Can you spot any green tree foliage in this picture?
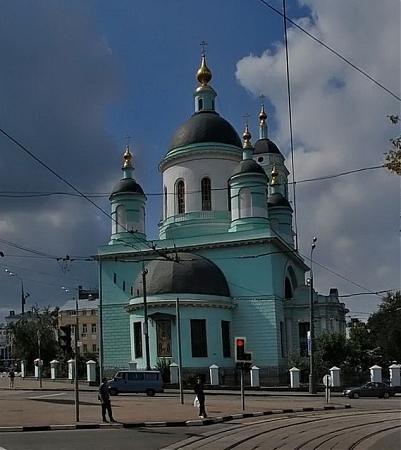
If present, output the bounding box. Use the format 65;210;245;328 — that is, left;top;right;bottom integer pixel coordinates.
384;115;401;175
8;307;59;372
367;291;401;363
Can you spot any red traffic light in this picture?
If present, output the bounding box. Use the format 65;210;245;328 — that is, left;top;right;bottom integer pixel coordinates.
236;338;245;347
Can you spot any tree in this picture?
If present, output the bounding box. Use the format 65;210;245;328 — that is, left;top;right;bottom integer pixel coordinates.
384;115;401;175
8;307;59;372
367;291;401;364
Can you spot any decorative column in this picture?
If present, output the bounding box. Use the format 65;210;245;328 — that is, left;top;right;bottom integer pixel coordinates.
209;364;219;386
50;360;59;381
86;360;96;384
169;363;179;384
330;366;341;387
370;365;382;382
20;360;26;379
389;364;401;387
68;359;75;381
250;366;260;387
289;367;300;388
33;359;43;379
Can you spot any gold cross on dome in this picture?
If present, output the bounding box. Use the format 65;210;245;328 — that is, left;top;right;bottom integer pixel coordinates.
200;40;208;55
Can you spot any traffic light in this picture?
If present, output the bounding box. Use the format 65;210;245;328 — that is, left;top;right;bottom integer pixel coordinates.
235;337;252;363
58;325;72;353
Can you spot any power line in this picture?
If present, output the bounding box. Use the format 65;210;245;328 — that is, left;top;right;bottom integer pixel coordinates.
282;0;298;250
0;127;174;260
256;0;401;102
0;164;385;199
339;289;395;298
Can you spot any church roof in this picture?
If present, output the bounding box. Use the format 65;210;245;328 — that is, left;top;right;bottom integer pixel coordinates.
134;252;230;297
254;138;282;155
109;178;144;199
168;111;242;152
268;192;292;208
231;159;266;177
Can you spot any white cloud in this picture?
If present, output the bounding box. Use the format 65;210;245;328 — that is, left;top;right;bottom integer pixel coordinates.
236;0;400;313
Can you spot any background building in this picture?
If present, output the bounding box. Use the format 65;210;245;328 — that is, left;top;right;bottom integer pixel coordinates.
58;287;99;356
99;54;347;382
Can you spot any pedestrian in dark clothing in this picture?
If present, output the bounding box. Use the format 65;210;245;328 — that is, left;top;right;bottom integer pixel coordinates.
8;370;15;389
99;378;115;423
194;376;207;418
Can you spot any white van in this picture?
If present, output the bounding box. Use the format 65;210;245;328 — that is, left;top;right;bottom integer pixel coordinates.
108;370;164;396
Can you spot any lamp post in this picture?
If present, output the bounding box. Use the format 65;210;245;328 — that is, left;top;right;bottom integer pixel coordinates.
142;264;151;370
5;269;29;315
309;237;317;394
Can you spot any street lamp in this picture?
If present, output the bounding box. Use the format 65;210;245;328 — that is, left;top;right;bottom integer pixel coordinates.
5;269;29;315
309;237;317;394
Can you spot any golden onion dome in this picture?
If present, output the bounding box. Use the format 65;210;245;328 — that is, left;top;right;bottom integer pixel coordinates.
123;145;133;168
196;54;212;85
271;165;279;184
259;104;267;122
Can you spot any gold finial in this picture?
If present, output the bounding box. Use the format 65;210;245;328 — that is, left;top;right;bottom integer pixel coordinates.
271;165;279;184
123;144;133;168
242;123;252;149
197;41;212;85
259;103;267;123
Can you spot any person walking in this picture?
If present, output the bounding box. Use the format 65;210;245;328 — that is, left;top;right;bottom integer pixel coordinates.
194;376;207;419
8;369;15;389
98;378;115;423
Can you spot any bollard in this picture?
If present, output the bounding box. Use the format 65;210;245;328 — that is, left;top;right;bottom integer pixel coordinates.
209;364;219;386
370;365;382;382
289;367;300;388
389;364;401;387
250;366;260;387
50;360;59;381
86;360;96;384
169;363;179;384
68;359;75;381
329;366;341;387
20;360;26;379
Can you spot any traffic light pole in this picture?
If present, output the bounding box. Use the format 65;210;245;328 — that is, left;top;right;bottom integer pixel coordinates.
175;297;184;405
74;293;80;422
240;366;245;411
142;266;151;371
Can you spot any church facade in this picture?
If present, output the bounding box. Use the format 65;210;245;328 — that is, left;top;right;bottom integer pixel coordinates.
99;54;347;382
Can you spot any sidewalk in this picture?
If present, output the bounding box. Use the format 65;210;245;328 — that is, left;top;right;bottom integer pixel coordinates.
0;379;351;430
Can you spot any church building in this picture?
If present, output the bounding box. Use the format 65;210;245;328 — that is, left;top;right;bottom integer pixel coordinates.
99;53;347;382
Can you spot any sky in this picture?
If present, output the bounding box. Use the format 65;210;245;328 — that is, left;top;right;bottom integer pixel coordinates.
0;0;399;323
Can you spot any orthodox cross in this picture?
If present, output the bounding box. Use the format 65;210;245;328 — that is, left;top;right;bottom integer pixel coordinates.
200;40;208;55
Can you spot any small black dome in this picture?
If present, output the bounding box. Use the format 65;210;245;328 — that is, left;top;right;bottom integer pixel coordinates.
268;192;292;208
254;138;282;155
134;252;230;297
168;111;242;151
109;178;144;199
231;159;267;177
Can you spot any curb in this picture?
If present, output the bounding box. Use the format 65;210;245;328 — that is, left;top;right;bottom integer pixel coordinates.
0;404;351;433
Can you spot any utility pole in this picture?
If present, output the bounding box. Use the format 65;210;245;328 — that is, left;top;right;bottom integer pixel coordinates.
309;237;317;394
74;290;80;422
176;297;184;404
37;330;42;389
142;265;151;370
98;256;104;382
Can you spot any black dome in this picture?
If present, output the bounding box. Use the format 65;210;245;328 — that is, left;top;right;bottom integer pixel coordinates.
134;252;230;297
109;178;144;199
168;111;242;151
231;159;266;177
254;138;282;155
268;192;292;208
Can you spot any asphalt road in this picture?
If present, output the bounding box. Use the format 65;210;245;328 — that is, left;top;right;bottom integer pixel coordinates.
0;408;400;450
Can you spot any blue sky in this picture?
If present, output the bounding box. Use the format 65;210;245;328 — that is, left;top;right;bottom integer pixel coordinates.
0;0;399;322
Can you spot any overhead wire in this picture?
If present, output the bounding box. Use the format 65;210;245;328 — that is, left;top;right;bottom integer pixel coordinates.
256;0;401;102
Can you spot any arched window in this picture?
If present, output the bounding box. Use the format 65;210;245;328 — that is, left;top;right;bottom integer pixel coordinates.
201;177;211;211
176;180;185;214
285;277;293;299
115;205;126;233
227;182;231;211
198;98;203;111
239;188;252;218
164;186;168;219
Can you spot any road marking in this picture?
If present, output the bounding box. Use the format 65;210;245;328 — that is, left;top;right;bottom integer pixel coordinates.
0;446;8;449
28;392;65;399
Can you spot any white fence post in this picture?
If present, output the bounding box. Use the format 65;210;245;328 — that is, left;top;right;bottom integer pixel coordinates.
370;365;382;382
289;367;300;388
250;366;260;387
209;364;219;386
